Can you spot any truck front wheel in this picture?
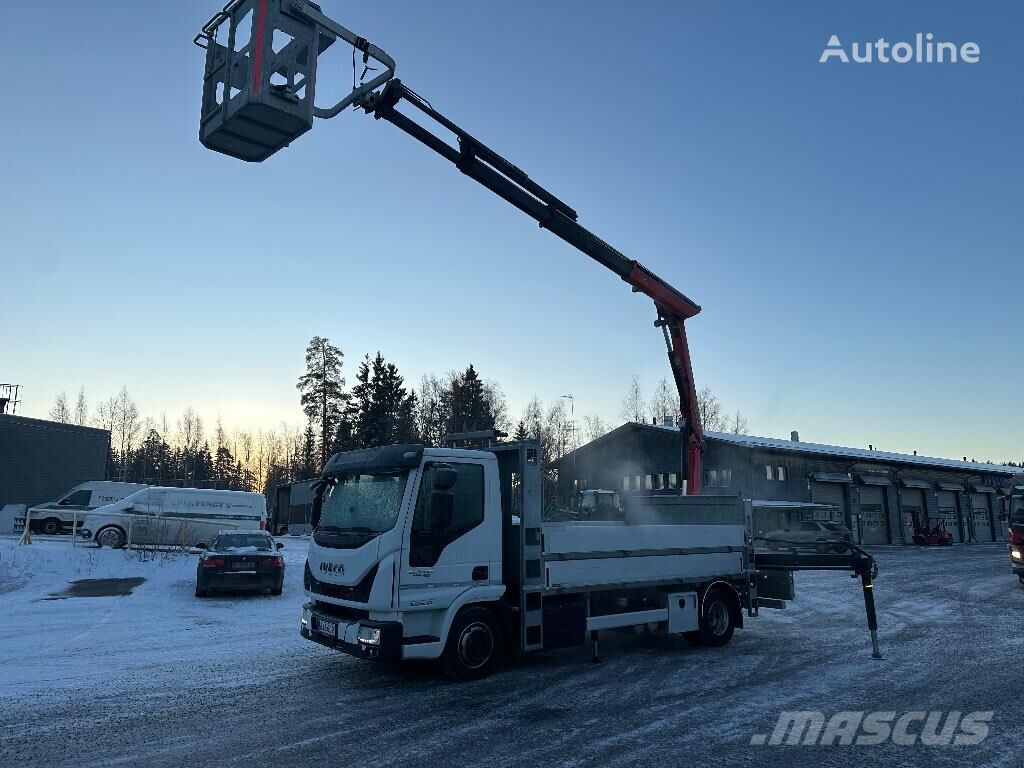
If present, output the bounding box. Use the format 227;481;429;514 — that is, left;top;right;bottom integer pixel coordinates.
689;587;737;647
441;606;504;682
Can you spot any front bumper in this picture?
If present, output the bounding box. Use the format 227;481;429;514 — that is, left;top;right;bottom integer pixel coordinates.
300;602;402;661
199;570;283;590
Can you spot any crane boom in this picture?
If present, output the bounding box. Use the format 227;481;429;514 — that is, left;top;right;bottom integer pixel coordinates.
365;80;705;493
194;0;705;492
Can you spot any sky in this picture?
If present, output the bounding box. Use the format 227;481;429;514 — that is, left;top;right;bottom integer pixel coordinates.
2;0;1021;462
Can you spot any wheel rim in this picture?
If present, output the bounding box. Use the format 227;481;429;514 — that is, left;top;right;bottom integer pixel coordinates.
98;529;122;548
707;601;729;636
458;621;494;670
44;521;58;534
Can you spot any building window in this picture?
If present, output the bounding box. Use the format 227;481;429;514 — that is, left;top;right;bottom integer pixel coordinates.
720;469;732;487
645;475;653;490
623;477;630;491
667;473;678;489
635;475;642;491
777;466;786;482
766;465;787;482
707;470;719;487
652;474;663;490
765;465;773;481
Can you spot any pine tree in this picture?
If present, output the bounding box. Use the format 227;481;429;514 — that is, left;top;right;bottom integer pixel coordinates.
513;420;528;441
297;336;346;466
447;364;495;434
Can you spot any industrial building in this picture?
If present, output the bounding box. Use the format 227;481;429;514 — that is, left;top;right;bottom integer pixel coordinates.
552;422;1019;545
0;414;111;508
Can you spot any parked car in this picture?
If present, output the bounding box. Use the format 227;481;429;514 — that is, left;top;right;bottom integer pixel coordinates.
761;521;853;552
77;488;267;549
28;481;149;535
195;530;285;597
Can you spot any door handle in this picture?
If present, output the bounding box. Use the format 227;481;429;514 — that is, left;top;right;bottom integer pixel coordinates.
471;565;488;581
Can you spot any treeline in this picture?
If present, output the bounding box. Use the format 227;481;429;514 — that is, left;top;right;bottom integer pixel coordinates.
45;336;613;500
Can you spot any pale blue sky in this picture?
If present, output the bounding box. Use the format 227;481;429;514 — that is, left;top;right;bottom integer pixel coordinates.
3;1;1021;462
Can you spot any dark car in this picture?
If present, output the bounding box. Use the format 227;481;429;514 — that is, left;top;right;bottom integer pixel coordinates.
195;531;285;597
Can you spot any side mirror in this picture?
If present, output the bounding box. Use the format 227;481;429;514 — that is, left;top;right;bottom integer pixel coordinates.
433;466;458;491
428;490;454;530
276;541;284;550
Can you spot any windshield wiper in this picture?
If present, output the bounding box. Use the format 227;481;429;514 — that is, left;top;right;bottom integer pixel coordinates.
317;525;381;535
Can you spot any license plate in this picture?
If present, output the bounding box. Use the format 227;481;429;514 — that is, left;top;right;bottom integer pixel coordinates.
233;561;256;570
314;616;337;637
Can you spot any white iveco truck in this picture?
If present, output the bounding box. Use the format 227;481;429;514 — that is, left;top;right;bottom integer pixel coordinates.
301;438;813;680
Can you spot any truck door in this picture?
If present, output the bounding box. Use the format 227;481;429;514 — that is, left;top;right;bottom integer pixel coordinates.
400;461;497;609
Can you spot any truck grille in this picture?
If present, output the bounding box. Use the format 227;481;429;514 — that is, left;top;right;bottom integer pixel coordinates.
304;562;378;603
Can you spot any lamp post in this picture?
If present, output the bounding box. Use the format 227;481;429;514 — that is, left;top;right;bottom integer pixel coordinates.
560;394;577;493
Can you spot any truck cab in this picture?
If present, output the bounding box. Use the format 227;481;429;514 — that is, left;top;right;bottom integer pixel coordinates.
301;444;509;678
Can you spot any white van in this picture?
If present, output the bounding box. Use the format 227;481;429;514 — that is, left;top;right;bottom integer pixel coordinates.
28;481;149;535
77;488;267;549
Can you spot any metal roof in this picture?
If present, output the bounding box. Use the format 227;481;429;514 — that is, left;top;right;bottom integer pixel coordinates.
697;427;1020;476
549;421;1019;477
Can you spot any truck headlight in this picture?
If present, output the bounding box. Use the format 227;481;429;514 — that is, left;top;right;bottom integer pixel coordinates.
1012;549;1022;560
357;626;381;646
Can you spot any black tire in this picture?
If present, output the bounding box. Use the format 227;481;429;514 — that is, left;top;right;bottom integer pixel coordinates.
195;586;208;597
692;587;737;647
814;539;828;554
271;583;283;596
42;518;62;536
95;526;127;549
440;606;504;682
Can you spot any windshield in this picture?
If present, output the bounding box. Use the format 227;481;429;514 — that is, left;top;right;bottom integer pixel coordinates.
1010;497;1024;525
318;472;409;533
213;533;273;551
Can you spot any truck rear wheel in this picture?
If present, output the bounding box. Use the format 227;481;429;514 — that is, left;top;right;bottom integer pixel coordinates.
689;587;736;647
440;606;504;682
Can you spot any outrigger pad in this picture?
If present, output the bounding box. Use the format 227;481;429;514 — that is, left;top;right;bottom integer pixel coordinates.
197;0;334;162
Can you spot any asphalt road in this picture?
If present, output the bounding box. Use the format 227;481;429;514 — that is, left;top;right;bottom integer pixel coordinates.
3;545;1022;768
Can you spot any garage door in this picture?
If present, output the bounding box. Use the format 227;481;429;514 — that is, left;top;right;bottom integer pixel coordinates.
901;488;924;542
859;485;889;544
937;491;962;542
810;482;850;539
970;493;995;542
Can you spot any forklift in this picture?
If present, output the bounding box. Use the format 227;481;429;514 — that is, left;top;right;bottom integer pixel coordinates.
911;512;954;546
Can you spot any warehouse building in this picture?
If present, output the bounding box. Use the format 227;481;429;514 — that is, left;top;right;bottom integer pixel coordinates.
552;422;1018;545
0;414;111;508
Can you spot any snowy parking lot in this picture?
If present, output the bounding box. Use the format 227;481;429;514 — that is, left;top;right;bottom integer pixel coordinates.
1;537;1021;768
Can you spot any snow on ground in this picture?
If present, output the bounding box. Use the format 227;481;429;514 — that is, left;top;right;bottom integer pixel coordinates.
1;538;1021;768
0;535;311;698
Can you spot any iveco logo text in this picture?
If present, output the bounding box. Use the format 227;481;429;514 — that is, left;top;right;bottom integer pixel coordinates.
819;34;980;64
319;562;344;575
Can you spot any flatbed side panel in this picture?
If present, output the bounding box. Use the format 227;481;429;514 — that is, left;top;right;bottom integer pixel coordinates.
542;522;747;554
546;551;743;591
